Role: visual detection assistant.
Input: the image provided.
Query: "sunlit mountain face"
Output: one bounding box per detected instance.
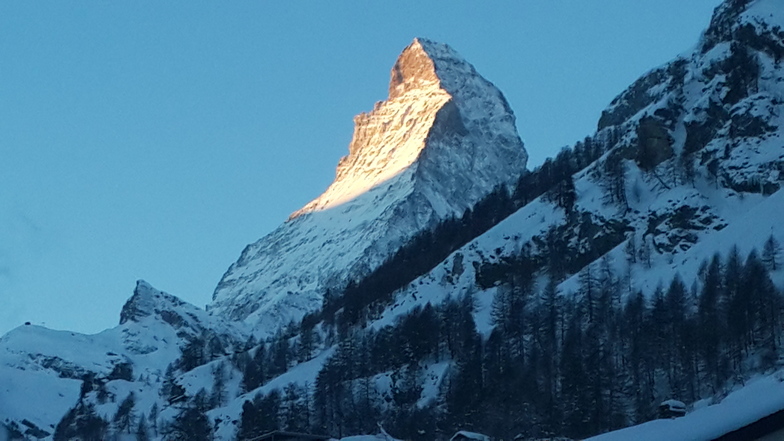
[209,38,527,337]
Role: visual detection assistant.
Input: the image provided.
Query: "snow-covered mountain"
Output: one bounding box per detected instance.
[209,38,527,337]
[2,1,784,440]
[376,0,784,326]
[0,281,246,439]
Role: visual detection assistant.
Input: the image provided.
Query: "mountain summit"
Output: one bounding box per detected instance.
[292,38,527,217]
[210,38,527,335]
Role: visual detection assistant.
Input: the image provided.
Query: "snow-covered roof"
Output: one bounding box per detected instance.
[450,431,491,441]
[660,399,687,410]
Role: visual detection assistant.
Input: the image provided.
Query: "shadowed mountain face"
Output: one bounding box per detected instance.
[209,38,527,336]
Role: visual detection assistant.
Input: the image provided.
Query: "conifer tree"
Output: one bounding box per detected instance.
[742,250,780,364]
[663,276,690,397]
[135,413,150,441]
[638,235,653,269]
[180,336,206,372]
[622,290,654,422]
[242,344,266,393]
[763,234,782,271]
[697,254,725,392]
[536,278,561,430]
[113,392,136,434]
[148,403,159,437]
[210,362,227,408]
[560,303,590,438]
[166,393,213,441]
[161,363,186,404]
[272,332,292,377]
[54,402,108,441]
[624,234,637,264]
[725,245,748,365]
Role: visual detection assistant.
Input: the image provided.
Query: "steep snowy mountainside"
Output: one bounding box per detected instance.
[0,280,246,438]
[369,196,567,334]
[366,0,784,338]
[210,38,527,336]
[597,0,784,192]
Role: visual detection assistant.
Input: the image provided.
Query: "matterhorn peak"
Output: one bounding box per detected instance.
[211,39,527,335]
[387,38,441,99]
[292,38,526,217]
[387,38,469,99]
[388,38,502,100]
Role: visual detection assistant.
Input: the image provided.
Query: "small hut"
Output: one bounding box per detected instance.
[658,399,687,419]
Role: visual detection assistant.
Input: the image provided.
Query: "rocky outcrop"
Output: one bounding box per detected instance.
[636,116,674,169]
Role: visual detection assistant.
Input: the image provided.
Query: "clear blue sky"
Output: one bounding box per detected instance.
[0,1,721,336]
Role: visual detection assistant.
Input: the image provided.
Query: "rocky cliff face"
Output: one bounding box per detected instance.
[210,38,527,336]
[597,0,784,194]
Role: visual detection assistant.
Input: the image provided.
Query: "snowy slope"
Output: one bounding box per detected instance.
[0,280,246,438]
[586,369,784,441]
[372,0,784,329]
[368,196,567,336]
[210,38,528,338]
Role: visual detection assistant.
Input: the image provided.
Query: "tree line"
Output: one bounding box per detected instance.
[237,237,782,441]
[325,129,620,334]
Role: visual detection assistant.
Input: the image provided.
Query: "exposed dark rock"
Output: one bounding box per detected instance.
[701,0,755,53]
[646,205,726,254]
[159,310,185,328]
[598,67,668,131]
[684,101,729,154]
[723,42,760,106]
[598,59,689,132]
[729,98,778,140]
[427,99,469,139]
[120,279,185,325]
[20,419,50,439]
[32,355,90,380]
[477,211,631,289]
[636,116,674,169]
[107,361,133,381]
[734,22,784,62]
